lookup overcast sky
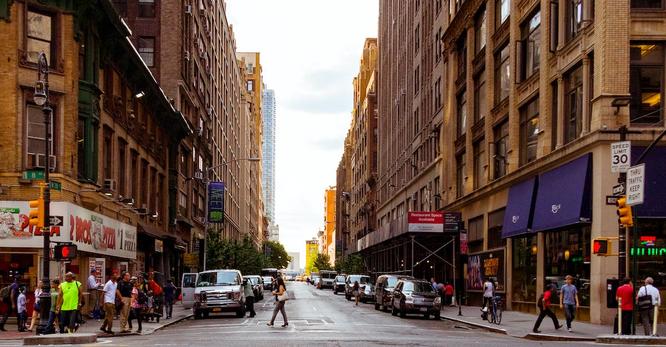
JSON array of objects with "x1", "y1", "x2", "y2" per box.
[{"x1": 227, "y1": 0, "x2": 379, "y2": 267}]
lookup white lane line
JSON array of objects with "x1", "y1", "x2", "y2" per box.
[{"x1": 313, "y1": 306, "x2": 318, "y2": 311}]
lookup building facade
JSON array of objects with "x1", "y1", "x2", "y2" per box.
[
  {"x1": 305, "y1": 239, "x2": 318, "y2": 276},
  {"x1": 262, "y1": 88, "x2": 276, "y2": 226},
  {"x1": 324, "y1": 186, "x2": 336, "y2": 264},
  {"x1": 336, "y1": 131, "x2": 353, "y2": 258},
  {"x1": 287, "y1": 252, "x2": 300, "y2": 272}
]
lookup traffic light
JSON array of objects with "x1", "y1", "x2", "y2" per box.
[
  {"x1": 28, "y1": 185, "x2": 45, "y2": 229},
  {"x1": 54, "y1": 244, "x2": 77, "y2": 261},
  {"x1": 593, "y1": 238, "x2": 610, "y2": 256},
  {"x1": 616, "y1": 196, "x2": 634, "y2": 227}
]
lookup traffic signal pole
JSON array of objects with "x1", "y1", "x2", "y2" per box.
[{"x1": 617, "y1": 126, "x2": 627, "y2": 280}]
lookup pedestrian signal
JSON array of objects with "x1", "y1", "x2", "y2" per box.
[
  {"x1": 54, "y1": 244, "x2": 77, "y2": 261},
  {"x1": 593, "y1": 238, "x2": 609, "y2": 256}
]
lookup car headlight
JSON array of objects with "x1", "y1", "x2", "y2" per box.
[
  {"x1": 233, "y1": 291, "x2": 241, "y2": 300},
  {"x1": 434, "y1": 297, "x2": 441, "y2": 304}
]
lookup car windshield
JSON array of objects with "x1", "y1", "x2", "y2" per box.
[
  {"x1": 336, "y1": 276, "x2": 346, "y2": 282},
  {"x1": 196, "y1": 271, "x2": 239, "y2": 287},
  {"x1": 262, "y1": 276, "x2": 272, "y2": 283},
  {"x1": 349, "y1": 276, "x2": 371, "y2": 284},
  {"x1": 386, "y1": 277, "x2": 399, "y2": 287},
  {"x1": 402, "y1": 281, "x2": 434, "y2": 293},
  {"x1": 247, "y1": 277, "x2": 258, "y2": 285}
]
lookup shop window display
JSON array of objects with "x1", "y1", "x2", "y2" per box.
[
  {"x1": 544, "y1": 227, "x2": 591, "y2": 306},
  {"x1": 512, "y1": 235, "x2": 537, "y2": 302},
  {"x1": 631, "y1": 219, "x2": 666, "y2": 293}
]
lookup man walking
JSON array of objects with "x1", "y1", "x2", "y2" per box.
[
  {"x1": 533, "y1": 284, "x2": 562, "y2": 333},
  {"x1": 56, "y1": 272, "x2": 82, "y2": 334},
  {"x1": 560, "y1": 275, "x2": 579, "y2": 332},
  {"x1": 117, "y1": 272, "x2": 133, "y2": 333},
  {"x1": 637, "y1": 276, "x2": 661, "y2": 336},
  {"x1": 243, "y1": 278, "x2": 256, "y2": 318},
  {"x1": 0, "y1": 277, "x2": 19, "y2": 331},
  {"x1": 87, "y1": 269, "x2": 100, "y2": 319},
  {"x1": 100, "y1": 273, "x2": 119, "y2": 334},
  {"x1": 163, "y1": 279, "x2": 176, "y2": 319},
  {"x1": 614, "y1": 277, "x2": 634, "y2": 335}
]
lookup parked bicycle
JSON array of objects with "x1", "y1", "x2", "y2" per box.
[{"x1": 486, "y1": 295, "x2": 503, "y2": 325}]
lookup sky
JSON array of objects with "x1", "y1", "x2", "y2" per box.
[{"x1": 226, "y1": 0, "x2": 379, "y2": 267}]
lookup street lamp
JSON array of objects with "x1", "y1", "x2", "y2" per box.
[
  {"x1": 201, "y1": 157, "x2": 260, "y2": 270},
  {"x1": 34, "y1": 52, "x2": 53, "y2": 335}
]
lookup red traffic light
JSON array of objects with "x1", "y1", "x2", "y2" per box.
[
  {"x1": 54, "y1": 244, "x2": 77, "y2": 260},
  {"x1": 593, "y1": 239, "x2": 609, "y2": 255}
]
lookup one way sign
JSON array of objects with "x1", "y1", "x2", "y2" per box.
[{"x1": 49, "y1": 215, "x2": 63, "y2": 226}]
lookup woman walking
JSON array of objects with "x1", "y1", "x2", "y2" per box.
[
  {"x1": 267, "y1": 277, "x2": 288, "y2": 327},
  {"x1": 352, "y1": 281, "x2": 360, "y2": 306},
  {"x1": 129, "y1": 277, "x2": 145, "y2": 333},
  {"x1": 28, "y1": 278, "x2": 42, "y2": 332}
]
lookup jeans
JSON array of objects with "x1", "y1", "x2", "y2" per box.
[
  {"x1": 564, "y1": 304, "x2": 576, "y2": 329},
  {"x1": 17, "y1": 311, "x2": 26, "y2": 331},
  {"x1": 640, "y1": 306, "x2": 655, "y2": 336},
  {"x1": 130, "y1": 308, "x2": 143, "y2": 331},
  {"x1": 270, "y1": 301, "x2": 287, "y2": 325},
  {"x1": 533, "y1": 307, "x2": 560, "y2": 332},
  {"x1": 164, "y1": 298, "x2": 174, "y2": 318},
  {"x1": 47, "y1": 311, "x2": 61, "y2": 333},
  {"x1": 60, "y1": 310, "x2": 77, "y2": 332},
  {"x1": 246, "y1": 296, "x2": 256, "y2": 317}
]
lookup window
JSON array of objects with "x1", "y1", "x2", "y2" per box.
[
  {"x1": 415, "y1": 24, "x2": 420, "y2": 54},
  {"x1": 544, "y1": 226, "x2": 591, "y2": 306},
  {"x1": 26, "y1": 10, "x2": 55, "y2": 65},
  {"x1": 630, "y1": 43, "x2": 664, "y2": 125},
  {"x1": 103, "y1": 127, "x2": 113, "y2": 180},
  {"x1": 456, "y1": 90, "x2": 467, "y2": 137},
  {"x1": 414, "y1": 65, "x2": 420, "y2": 95},
  {"x1": 496, "y1": 0, "x2": 510, "y2": 28},
  {"x1": 138, "y1": 0, "x2": 156, "y2": 17},
  {"x1": 435, "y1": 77, "x2": 442, "y2": 110},
  {"x1": 26, "y1": 104, "x2": 54, "y2": 169},
  {"x1": 138, "y1": 37, "x2": 155, "y2": 67},
  {"x1": 474, "y1": 70, "x2": 487, "y2": 122},
  {"x1": 457, "y1": 35, "x2": 467, "y2": 79},
  {"x1": 468, "y1": 216, "x2": 484, "y2": 253},
  {"x1": 512, "y1": 235, "x2": 537, "y2": 302},
  {"x1": 473, "y1": 139, "x2": 487, "y2": 189},
  {"x1": 565, "y1": 65, "x2": 583, "y2": 143},
  {"x1": 520, "y1": 97, "x2": 539, "y2": 165},
  {"x1": 456, "y1": 152, "x2": 466, "y2": 198},
  {"x1": 493, "y1": 120, "x2": 508, "y2": 179},
  {"x1": 632, "y1": 0, "x2": 663, "y2": 8},
  {"x1": 487, "y1": 208, "x2": 505, "y2": 249},
  {"x1": 150, "y1": 167, "x2": 157, "y2": 212},
  {"x1": 434, "y1": 177, "x2": 440, "y2": 210},
  {"x1": 77, "y1": 119, "x2": 85, "y2": 177},
  {"x1": 112, "y1": 0, "x2": 128, "y2": 17},
  {"x1": 521, "y1": 9, "x2": 541, "y2": 80},
  {"x1": 131, "y1": 151, "x2": 138, "y2": 199},
  {"x1": 475, "y1": 6, "x2": 487, "y2": 53},
  {"x1": 141, "y1": 159, "x2": 149, "y2": 207},
  {"x1": 495, "y1": 44, "x2": 510, "y2": 104},
  {"x1": 118, "y1": 140, "x2": 127, "y2": 196},
  {"x1": 436, "y1": 27, "x2": 443, "y2": 62},
  {"x1": 568, "y1": 0, "x2": 583, "y2": 40}
]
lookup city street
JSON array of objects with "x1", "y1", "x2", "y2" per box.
[{"x1": 66, "y1": 282, "x2": 590, "y2": 347}]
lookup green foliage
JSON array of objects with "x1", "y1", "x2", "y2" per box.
[
  {"x1": 313, "y1": 253, "x2": 333, "y2": 271},
  {"x1": 335, "y1": 254, "x2": 365, "y2": 274},
  {"x1": 262, "y1": 240, "x2": 291, "y2": 269},
  {"x1": 206, "y1": 233, "x2": 265, "y2": 275}
]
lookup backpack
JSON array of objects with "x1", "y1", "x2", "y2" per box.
[
  {"x1": 138, "y1": 290, "x2": 148, "y2": 305},
  {"x1": 537, "y1": 293, "x2": 544, "y2": 310},
  {"x1": 550, "y1": 288, "x2": 560, "y2": 306},
  {"x1": 0, "y1": 285, "x2": 10, "y2": 300}
]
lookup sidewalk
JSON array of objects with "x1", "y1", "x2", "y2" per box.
[{"x1": 0, "y1": 303, "x2": 191, "y2": 340}]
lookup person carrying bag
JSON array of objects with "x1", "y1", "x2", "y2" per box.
[
  {"x1": 637, "y1": 276, "x2": 661, "y2": 336},
  {"x1": 267, "y1": 277, "x2": 288, "y2": 327}
]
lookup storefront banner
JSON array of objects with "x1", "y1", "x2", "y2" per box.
[
  {"x1": 466, "y1": 249, "x2": 505, "y2": 292},
  {"x1": 407, "y1": 212, "x2": 444, "y2": 233},
  {"x1": 0, "y1": 201, "x2": 136, "y2": 260}
]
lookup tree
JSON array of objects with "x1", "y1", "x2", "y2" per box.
[
  {"x1": 206, "y1": 233, "x2": 266, "y2": 275},
  {"x1": 313, "y1": 253, "x2": 333, "y2": 271},
  {"x1": 263, "y1": 240, "x2": 291, "y2": 269},
  {"x1": 335, "y1": 254, "x2": 365, "y2": 274}
]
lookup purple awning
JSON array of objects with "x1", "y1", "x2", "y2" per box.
[
  {"x1": 632, "y1": 146, "x2": 666, "y2": 218},
  {"x1": 532, "y1": 154, "x2": 592, "y2": 232},
  {"x1": 501, "y1": 177, "x2": 537, "y2": 238}
]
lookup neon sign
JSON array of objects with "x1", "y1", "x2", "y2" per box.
[
  {"x1": 630, "y1": 247, "x2": 666, "y2": 256},
  {"x1": 640, "y1": 236, "x2": 656, "y2": 247}
]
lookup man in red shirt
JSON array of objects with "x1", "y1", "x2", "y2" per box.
[
  {"x1": 615, "y1": 277, "x2": 633, "y2": 335},
  {"x1": 532, "y1": 284, "x2": 562, "y2": 333},
  {"x1": 444, "y1": 282, "x2": 454, "y2": 306}
]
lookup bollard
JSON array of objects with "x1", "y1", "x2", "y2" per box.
[
  {"x1": 618, "y1": 297, "x2": 622, "y2": 335},
  {"x1": 653, "y1": 306, "x2": 659, "y2": 336}
]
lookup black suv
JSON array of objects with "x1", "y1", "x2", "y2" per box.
[{"x1": 391, "y1": 279, "x2": 441, "y2": 319}]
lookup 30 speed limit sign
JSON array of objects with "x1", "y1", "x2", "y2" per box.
[{"x1": 610, "y1": 141, "x2": 631, "y2": 173}]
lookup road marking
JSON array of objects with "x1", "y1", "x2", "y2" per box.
[{"x1": 312, "y1": 306, "x2": 318, "y2": 311}]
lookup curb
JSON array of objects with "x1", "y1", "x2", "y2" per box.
[
  {"x1": 96, "y1": 313, "x2": 193, "y2": 338},
  {"x1": 440, "y1": 316, "x2": 508, "y2": 335},
  {"x1": 524, "y1": 333, "x2": 595, "y2": 342},
  {"x1": 596, "y1": 335, "x2": 666, "y2": 345},
  {"x1": 23, "y1": 333, "x2": 97, "y2": 345}
]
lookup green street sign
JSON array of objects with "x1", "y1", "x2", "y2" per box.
[
  {"x1": 22, "y1": 169, "x2": 45, "y2": 180},
  {"x1": 49, "y1": 181, "x2": 62, "y2": 191}
]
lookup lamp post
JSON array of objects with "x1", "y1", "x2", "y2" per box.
[
  {"x1": 34, "y1": 52, "x2": 53, "y2": 335},
  {"x1": 202, "y1": 157, "x2": 260, "y2": 271}
]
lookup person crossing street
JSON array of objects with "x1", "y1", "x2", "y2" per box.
[{"x1": 56, "y1": 272, "x2": 83, "y2": 334}]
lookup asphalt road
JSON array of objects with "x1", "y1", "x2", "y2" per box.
[{"x1": 4, "y1": 282, "x2": 599, "y2": 346}]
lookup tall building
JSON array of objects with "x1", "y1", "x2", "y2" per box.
[
  {"x1": 434, "y1": 0, "x2": 666, "y2": 324},
  {"x1": 262, "y1": 88, "x2": 277, "y2": 226},
  {"x1": 324, "y1": 186, "x2": 337, "y2": 264},
  {"x1": 336, "y1": 131, "x2": 353, "y2": 258},
  {"x1": 287, "y1": 252, "x2": 300, "y2": 272},
  {"x1": 305, "y1": 239, "x2": 319, "y2": 276},
  {"x1": 268, "y1": 224, "x2": 280, "y2": 242}
]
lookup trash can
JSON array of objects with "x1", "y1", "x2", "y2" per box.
[{"x1": 606, "y1": 278, "x2": 619, "y2": 308}]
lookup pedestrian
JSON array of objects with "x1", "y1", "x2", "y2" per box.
[
  {"x1": 56, "y1": 272, "x2": 82, "y2": 334},
  {"x1": 17, "y1": 286, "x2": 27, "y2": 332},
  {"x1": 117, "y1": 272, "x2": 133, "y2": 333},
  {"x1": 163, "y1": 278, "x2": 176, "y2": 319},
  {"x1": 481, "y1": 278, "x2": 494, "y2": 319},
  {"x1": 352, "y1": 281, "x2": 360, "y2": 306},
  {"x1": 614, "y1": 277, "x2": 633, "y2": 335},
  {"x1": 100, "y1": 272, "x2": 119, "y2": 334},
  {"x1": 637, "y1": 276, "x2": 661, "y2": 336},
  {"x1": 147, "y1": 273, "x2": 163, "y2": 321},
  {"x1": 244, "y1": 278, "x2": 256, "y2": 318},
  {"x1": 267, "y1": 277, "x2": 288, "y2": 327},
  {"x1": 431, "y1": 277, "x2": 438, "y2": 291},
  {"x1": 0, "y1": 277, "x2": 19, "y2": 331},
  {"x1": 46, "y1": 279, "x2": 61, "y2": 334},
  {"x1": 129, "y1": 276, "x2": 145, "y2": 333},
  {"x1": 87, "y1": 269, "x2": 100, "y2": 319},
  {"x1": 532, "y1": 284, "x2": 562, "y2": 333},
  {"x1": 445, "y1": 282, "x2": 454, "y2": 306},
  {"x1": 560, "y1": 275, "x2": 579, "y2": 333},
  {"x1": 28, "y1": 278, "x2": 42, "y2": 332}
]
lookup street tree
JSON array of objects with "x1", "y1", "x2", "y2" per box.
[
  {"x1": 262, "y1": 240, "x2": 291, "y2": 269},
  {"x1": 313, "y1": 253, "x2": 333, "y2": 271}
]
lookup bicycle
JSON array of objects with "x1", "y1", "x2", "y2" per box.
[{"x1": 486, "y1": 295, "x2": 503, "y2": 325}]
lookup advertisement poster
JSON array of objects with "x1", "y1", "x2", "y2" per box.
[
  {"x1": 88, "y1": 258, "x2": 105, "y2": 287},
  {"x1": 466, "y1": 249, "x2": 505, "y2": 292}
]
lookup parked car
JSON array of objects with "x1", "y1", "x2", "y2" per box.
[
  {"x1": 345, "y1": 275, "x2": 374, "y2": 302},
  {"x1": 262, "y1": 276, "x2": 274, "y2": 291},
  {"x1": 391, "y1": 279, "x2": 441, "y2": 319},
  {"x1": 244, "y1": 275, "x2": 264, "y2": 300},
  {"x1": 333, "y1": 275, "x2": 346, "y2": 295},
  {"x1": 295, "y1": 275, "x2": 303, "y2": 282},
  {"x1": 374, "y1": 274, "x2": 414, "y2": 311},
  {"x1": 313, "y1": 277, "x2": 322, "y2": 288},
  {"x1": 319, "y1": 270, "x2": 337, "y2": 289},
  {"x1": 193, "y1": 269, "x2": 246, "y2": 319},
  {"x1": 310, "y1": 273, "x2": 320, "y2": 286},
  {"x1": 181, "y1": 272, "x2": 198, "y2": 309}
]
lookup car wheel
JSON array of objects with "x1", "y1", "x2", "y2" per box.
[
  {"x1": 423, "y1": 313, "x2": 430, "y2": 319},
  {"x1": 202, "y1": 311, "x2": 209, "y2": 319},
  {"x1": 391, "y1": 305, "x2": 397, "y2": 316},
  {"x1": 236, "y1": 309, "x2": 244, "y2": 318},
  {"x1": 434, "y1": 311, "x2": 441, "y2": 320},
  {"x1": 374, "y1": 303, "x2": 380, "y2": 310},
  {"x1": 194, "y1": 310, "x2": 202, "y2": 320},
  {"x1": 399, "y1": 306, "x2": 406, "y2": 318}
]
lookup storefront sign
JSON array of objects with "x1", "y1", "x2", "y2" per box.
[
  {"x1": 459, "y1": 232, "x2": 468, "y2": 255},
  {"x1": 207, "y1": 181, "x2": 225, "y2": 223},
  {"x1": 155, "y1": 239, "x2": 164, "y2": 253},
  {"x1": 466, "y1": 249, "x2": 505, "y2": 292},
  {"x1": 627, "y1": 164, "x2": 645, "y2": 206},
  {"x1": 444, "y1": 212, "x2": 462, "y2": 232},
  {"x1": 407, "y1": 212, "x2": 444, "y2": 233},
  {"x1": 0, "y1": 201, "x2": 136, "y2": 259},
  {"x1": 184, "y1": 253, "x2": 198, "y2": 267}
]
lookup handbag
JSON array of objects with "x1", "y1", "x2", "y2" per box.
[
  {"x1": 277, "y1": 290, "x2": 289, "y2": 302},
  {"x1": 638, "y1": 286, "x2": 653, "y2": 310}
]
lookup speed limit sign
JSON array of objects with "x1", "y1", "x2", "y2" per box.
[{"x1": 610, "y1": 141, "x2": 631, "y2": 173}]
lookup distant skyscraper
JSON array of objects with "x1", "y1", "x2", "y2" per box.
[
  {"x1": 262, "y1": 89, "x2": 276, "y2": 226},
  {"x1": 268, "y1": 224, "x2": 280, "y2": 242}
]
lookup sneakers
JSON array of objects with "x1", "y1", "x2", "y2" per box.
[
  {"x1": 568, "y1": 328, "x2": 573, "y2": 333},
  {"x1": 533, "y1": 329, "x2": 541, "y2": 333}
]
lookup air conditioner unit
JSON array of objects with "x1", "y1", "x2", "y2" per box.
[
  {"x1": 103, "y1": 179, "x2": 117, "y2": 192},
  {"x1": 184, "y1": 50, "x2": 190, "y2": 61},
  {"x1": 31, "y1": 154, "x2": 56, "y2": 171},
  {"x1": 184, "y1": 4, "x2": 192, "y2": 14}
]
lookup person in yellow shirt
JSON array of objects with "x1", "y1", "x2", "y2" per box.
[{"x1": 56, "y1": 272, "x2": 82, "y2": 334}]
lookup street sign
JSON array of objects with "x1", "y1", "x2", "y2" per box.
[
  {"x1": 49, "y1": 181, "x2": 62, "y2": 191},
  {"x1": 443, "y1": 212, "x2": 462, "y2": 232},
  {"x1": 207, "y1": 181, "x2": 225, "y2": 223},
  {"x1": 49, "y1": 215, "x2": 63, "y2": 226},
  {"x1": 612, "y1": 184, "x2": 625, "y2": 196},
  {"x1": 22, "y1": 169, "x2": 45, "y2": 180},
  {"x1": 606, "y1": 196, "x2": 619, "y2": 205},
  {"x1": 611, "y1": 141, "x2": 631, "y2": 173},
  {"x1": 626, "y1": 164, "x2": 645, "y2": 206}
]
